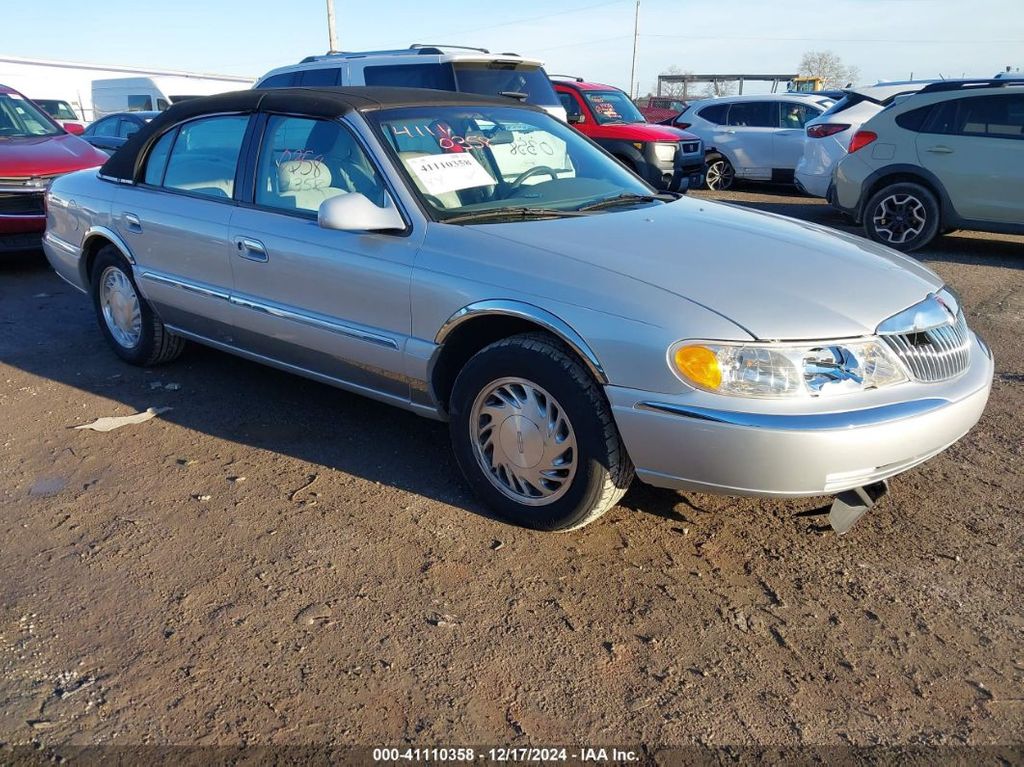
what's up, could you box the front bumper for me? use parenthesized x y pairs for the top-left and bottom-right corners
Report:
(608, 332), (994, 497)
(0, 213), (45, 253)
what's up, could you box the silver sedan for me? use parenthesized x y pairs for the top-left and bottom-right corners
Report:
(41, 86), (993, 532)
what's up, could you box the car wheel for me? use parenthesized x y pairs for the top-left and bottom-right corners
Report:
(448, 333), (634, 531)
(863, 182), (940, 252)
(705, 155), (735, 191)
(90, 246), (185, 366)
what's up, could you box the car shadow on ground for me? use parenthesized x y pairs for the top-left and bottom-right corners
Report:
(1, 254), (694, 528)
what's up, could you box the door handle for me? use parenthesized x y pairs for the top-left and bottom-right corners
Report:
(123, 213), (143, 233)
(925, 145), (954, 154)
(235, 237), (268, 263)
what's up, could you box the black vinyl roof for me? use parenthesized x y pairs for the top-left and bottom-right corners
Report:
(100, 86), (536, 182)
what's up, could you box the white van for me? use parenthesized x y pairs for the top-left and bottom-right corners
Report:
(255, 45), (566, 121)
(92, 75), (254, 119)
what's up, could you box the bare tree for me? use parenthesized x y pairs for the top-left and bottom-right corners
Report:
(798, 50), (859, 89)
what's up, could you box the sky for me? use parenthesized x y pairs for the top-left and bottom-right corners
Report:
(2, 0), (1022, 94)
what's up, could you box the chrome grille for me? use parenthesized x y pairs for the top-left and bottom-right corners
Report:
(882, 310), (971, 382)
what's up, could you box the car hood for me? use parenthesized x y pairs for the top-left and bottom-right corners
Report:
(0, 134), (108, 177)
(472, 197), (943, 340)
(587, 122), (699, 142)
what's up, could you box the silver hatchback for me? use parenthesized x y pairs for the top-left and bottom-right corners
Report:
(42, 87), (993, 532)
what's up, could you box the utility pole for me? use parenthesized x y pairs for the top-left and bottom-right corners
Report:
(628, 0), (640, 98)
(326, 0), (339, 53)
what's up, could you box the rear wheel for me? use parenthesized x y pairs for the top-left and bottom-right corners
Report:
(705, 154), (735, 191)
(90, 246), (185, 366)
(448, 333), (633, 531)
(863, 182), (940, 252)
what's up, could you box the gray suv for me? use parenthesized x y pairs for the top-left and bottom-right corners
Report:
(832, 79), (1024, 251)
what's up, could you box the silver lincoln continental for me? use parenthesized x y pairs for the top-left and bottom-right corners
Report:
(42, 87), (993, 533)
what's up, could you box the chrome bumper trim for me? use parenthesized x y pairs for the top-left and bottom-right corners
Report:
(635, 398), (951, 431)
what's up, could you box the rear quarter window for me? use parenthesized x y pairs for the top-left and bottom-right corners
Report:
(363, 63), (457, 91)
(896, 105), (933, 132)
(697, 103), (729, 124)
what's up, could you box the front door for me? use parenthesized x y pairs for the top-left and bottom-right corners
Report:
(115, 114), (251, 340)
(227, 114), (419, 401)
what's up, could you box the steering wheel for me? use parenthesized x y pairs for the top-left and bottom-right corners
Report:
(505, 165), (559, 195)
(423, 194), (447, 210)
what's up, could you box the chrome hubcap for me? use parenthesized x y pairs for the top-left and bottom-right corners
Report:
(470, 377), (577, 506)
(705, 159), (734, 191)
(873, 194), (927, 244)
(99, 266), (142, 349)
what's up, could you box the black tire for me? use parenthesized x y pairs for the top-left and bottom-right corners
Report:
(448, 333), (634, 531)
(862, 182), (940, 252)
(90, 245), (185, 366)
(704, 154), (734, 191)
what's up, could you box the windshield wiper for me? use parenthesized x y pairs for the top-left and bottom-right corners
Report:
(575, 192), (674, 212)
(440, 207), (591, 224)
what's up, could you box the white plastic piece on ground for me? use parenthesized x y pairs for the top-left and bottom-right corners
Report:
(74, 407), (172, 433)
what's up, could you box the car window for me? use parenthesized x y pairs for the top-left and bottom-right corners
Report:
(779, 103), (819, 128)
(298, 68), (339, 86)
(143, 129), (176, 185)
(156, 98), (170, 111)
(118, 119), (141, 139)
(89, 116), (119, 137)
(956, 94), (1024, 138)
(255, 115), (385, 215)
(558, 91), (582, 120)
(363, 63), (456, 90)
(726, 101), (776, 127)
(453, 64), (561, 107)
(582, 91), (646, 124)
(161, 115), (249, 199)
(259, 72), (298, 88)
(896, 104), (933, 132)
(127, 95), (153, 112)
(0, 93), (61, 137)
(372, 105), (653, 220)
(697, 103), (729, 124)
(37, 100), (78, 120)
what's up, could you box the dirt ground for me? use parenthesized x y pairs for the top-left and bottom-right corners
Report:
(1, 187), (1022, 755)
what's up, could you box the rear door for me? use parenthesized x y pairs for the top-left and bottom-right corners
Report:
(719, 101), (776, 179)
(773, 101), (824, 173)
(915, 93), (1024, 223)
(115, 114), (251, 340)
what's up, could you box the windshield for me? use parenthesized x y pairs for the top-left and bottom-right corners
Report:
(583, 91), (646, 124)
(0, 93), (62, 138)
(35, 100), (78, 121)
(453, 64), (561, 107)
(371, 105), (657, 223)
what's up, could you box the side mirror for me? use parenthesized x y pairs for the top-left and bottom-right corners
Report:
(567, 113), (585, 125)
(63, 122), (86, 135)
(318, 192), (404, 232)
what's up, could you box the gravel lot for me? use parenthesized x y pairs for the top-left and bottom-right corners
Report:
(1, 187), (1022, 754)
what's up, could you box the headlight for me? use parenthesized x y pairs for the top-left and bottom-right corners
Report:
(670, 339), (908, 398)
(653, 142), (677, 163)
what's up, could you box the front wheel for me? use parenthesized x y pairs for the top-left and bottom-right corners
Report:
(863, 182), (940, 252)
(705, 154), (735, 191)
(448, 333), (634, 531)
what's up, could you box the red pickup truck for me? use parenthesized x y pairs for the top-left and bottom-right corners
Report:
(552, 77), (703, 192)
(1, 84), (108, 254)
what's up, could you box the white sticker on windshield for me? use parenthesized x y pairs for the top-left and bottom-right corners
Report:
(404, 153), (495, 195)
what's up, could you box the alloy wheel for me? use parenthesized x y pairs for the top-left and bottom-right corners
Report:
(469, 377), (578, 506)
(872, 193), (927, 245)
(705, 159), (734, 191)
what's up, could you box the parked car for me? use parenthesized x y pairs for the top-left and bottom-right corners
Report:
(552, 76), (703, 192)
(832, 79), (1024, 251)
(672, 93), (835, 190)
(33, 98), (86, 133)
(256, 44), (566, 121)
(633, 95), (688, 124)
(0, 83), (108, 254)
(82, 111), (160, 154)
(795, 82), (936, 198)
(43, 86), (993, 533)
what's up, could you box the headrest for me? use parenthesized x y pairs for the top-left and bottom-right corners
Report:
(278, 159), (332, 192)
